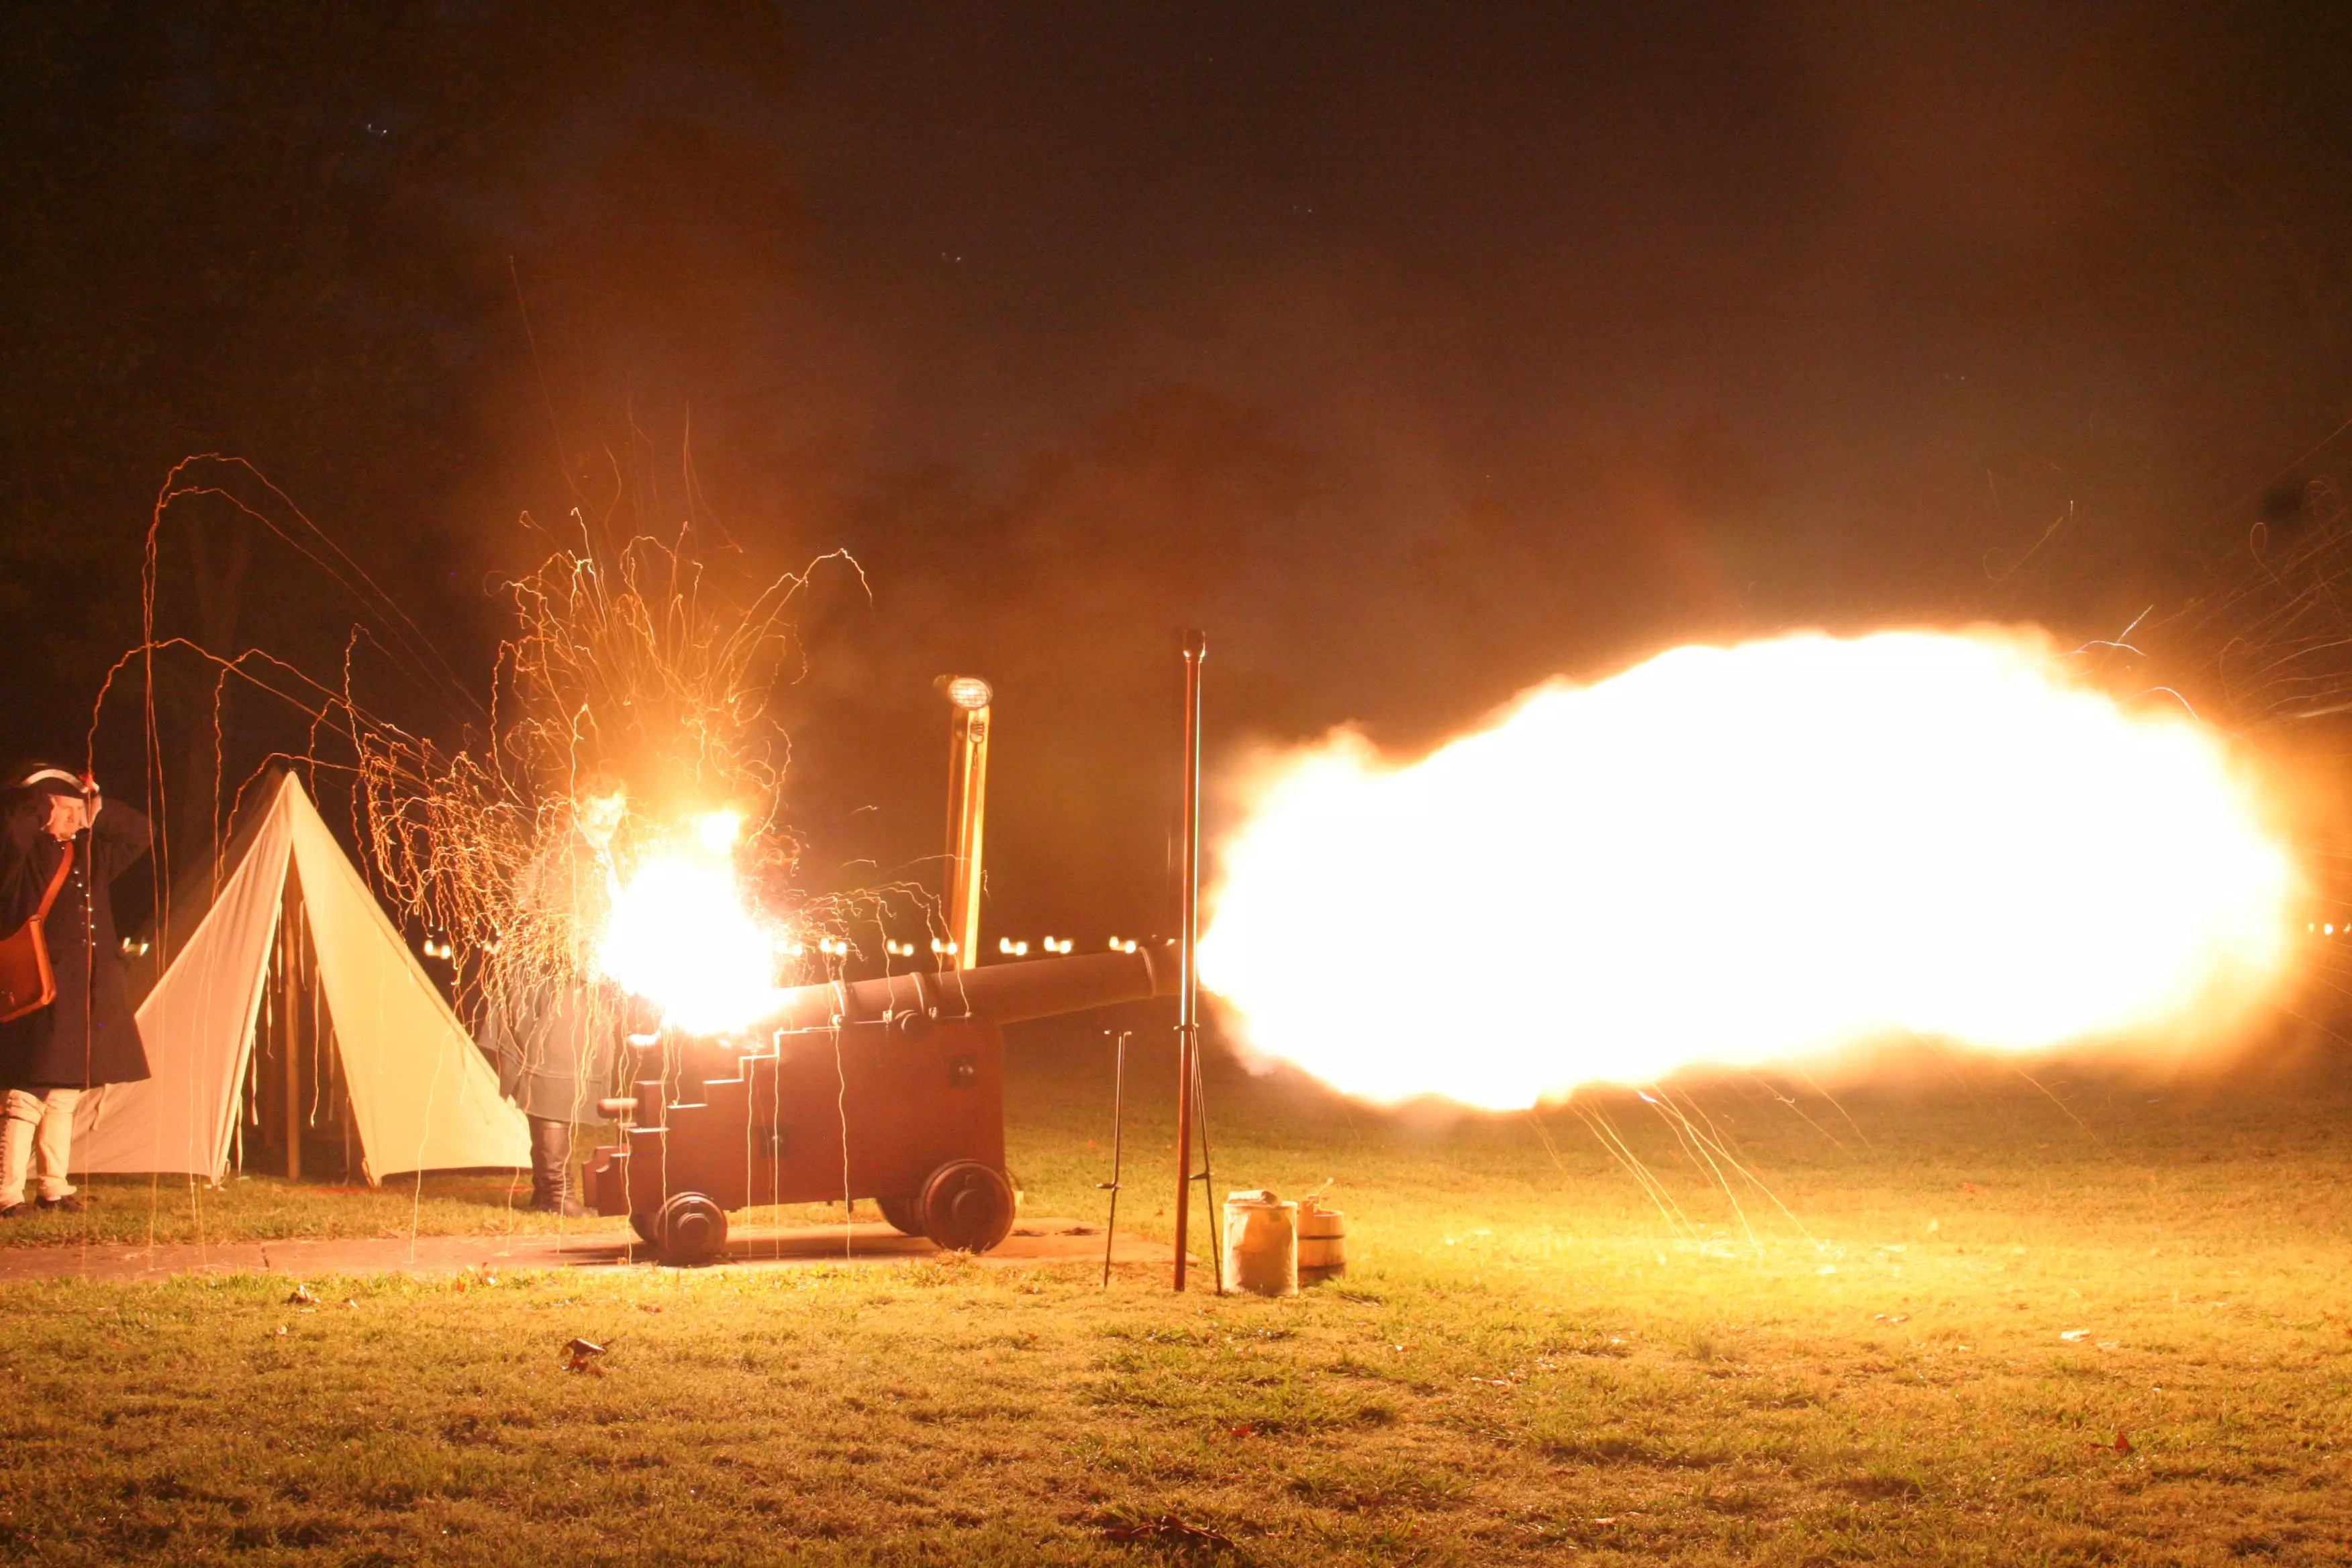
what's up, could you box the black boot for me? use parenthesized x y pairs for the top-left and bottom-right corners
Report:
(529, 1115), (588, 1217)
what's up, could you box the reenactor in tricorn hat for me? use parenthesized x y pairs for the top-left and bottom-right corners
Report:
(0, 763), (152, 1216)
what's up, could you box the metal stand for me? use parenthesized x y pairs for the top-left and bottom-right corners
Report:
(1191, 1026), (1220, 1292)
(1173, 630), (1210, 1291)
(1097, 1029), (1129, 1286)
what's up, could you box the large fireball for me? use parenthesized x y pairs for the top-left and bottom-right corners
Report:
(595, 812), (782, 1037)
(1199, 630), (2297, 1108)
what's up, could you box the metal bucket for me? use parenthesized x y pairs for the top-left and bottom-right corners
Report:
(1297, 1195), (1346, 1285)
(1220, 1189), (1297, 1297)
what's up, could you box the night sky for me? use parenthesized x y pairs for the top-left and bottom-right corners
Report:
(9, 3), (2352, 940)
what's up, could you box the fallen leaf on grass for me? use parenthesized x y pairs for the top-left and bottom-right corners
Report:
(1101, 1514), (1247, 1559)
(2096, 1430), (2133, 1454)
(1873, 1313), (1910, 1324)
(272, 1325), (288, 1338)
(2060, 1329), (2091, 1342)
(341, 1299), (358, 1310)
(1224, 1422), (1257, 1438)
(562, 1338), (609, 1375)
(2096, 1340), (2120, 1352)
(638, 1302), (663, 1314)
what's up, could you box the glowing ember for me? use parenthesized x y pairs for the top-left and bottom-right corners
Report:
(1200, 629), (2297, 1108)
(596, 811), (781, 1036)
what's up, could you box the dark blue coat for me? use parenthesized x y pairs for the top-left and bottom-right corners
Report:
(0, 795), (153, 1089)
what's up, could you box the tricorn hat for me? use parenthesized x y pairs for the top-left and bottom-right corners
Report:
(9, 764), (91, 799)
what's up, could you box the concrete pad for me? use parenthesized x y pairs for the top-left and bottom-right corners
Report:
(0, 1219), (1170, 1283)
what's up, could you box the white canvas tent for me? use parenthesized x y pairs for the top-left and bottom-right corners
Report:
(73, 771), (529, 1183)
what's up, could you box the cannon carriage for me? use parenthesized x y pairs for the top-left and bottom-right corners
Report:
(586, 944), (1177, 1263)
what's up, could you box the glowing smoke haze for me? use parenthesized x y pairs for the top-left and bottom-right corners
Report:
(1199, 630), (2298, 1109)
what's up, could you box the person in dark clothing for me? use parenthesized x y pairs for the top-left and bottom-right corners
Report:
(0, 763), (152, 1216)
(483, 779), (626, 1216)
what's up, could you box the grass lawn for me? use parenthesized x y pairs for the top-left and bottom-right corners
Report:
(1, 1018), (2349, 1565)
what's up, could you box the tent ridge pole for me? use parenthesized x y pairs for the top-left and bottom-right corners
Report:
(283, 865), (301, 1182)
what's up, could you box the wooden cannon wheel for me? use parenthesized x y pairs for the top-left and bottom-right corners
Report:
(645, 1192), (729, 1266)
(917, 1160), (1016, 1253)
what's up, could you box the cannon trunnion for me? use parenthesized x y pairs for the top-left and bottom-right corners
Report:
(586, 946), (1175, 1263)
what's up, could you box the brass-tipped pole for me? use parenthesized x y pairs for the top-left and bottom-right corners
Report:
(1173, 630), (1206, 1290)
(937, 675), (994, 970)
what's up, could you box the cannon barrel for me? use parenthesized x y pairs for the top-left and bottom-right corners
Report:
(754, 943), (1179, 1034)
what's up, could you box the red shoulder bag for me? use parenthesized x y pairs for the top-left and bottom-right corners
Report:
(0, 844), (75, 1023)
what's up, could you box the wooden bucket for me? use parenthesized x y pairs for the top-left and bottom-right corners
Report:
(1296, 1195), (1346, 1284)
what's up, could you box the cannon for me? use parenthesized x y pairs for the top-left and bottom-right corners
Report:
(585, 945), (1178, 1263)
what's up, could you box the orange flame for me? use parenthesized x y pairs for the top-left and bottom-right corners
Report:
(1200, 630), (2297, 1108)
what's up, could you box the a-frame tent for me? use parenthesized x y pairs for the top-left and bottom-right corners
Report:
(72, 770), (528, 1183)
